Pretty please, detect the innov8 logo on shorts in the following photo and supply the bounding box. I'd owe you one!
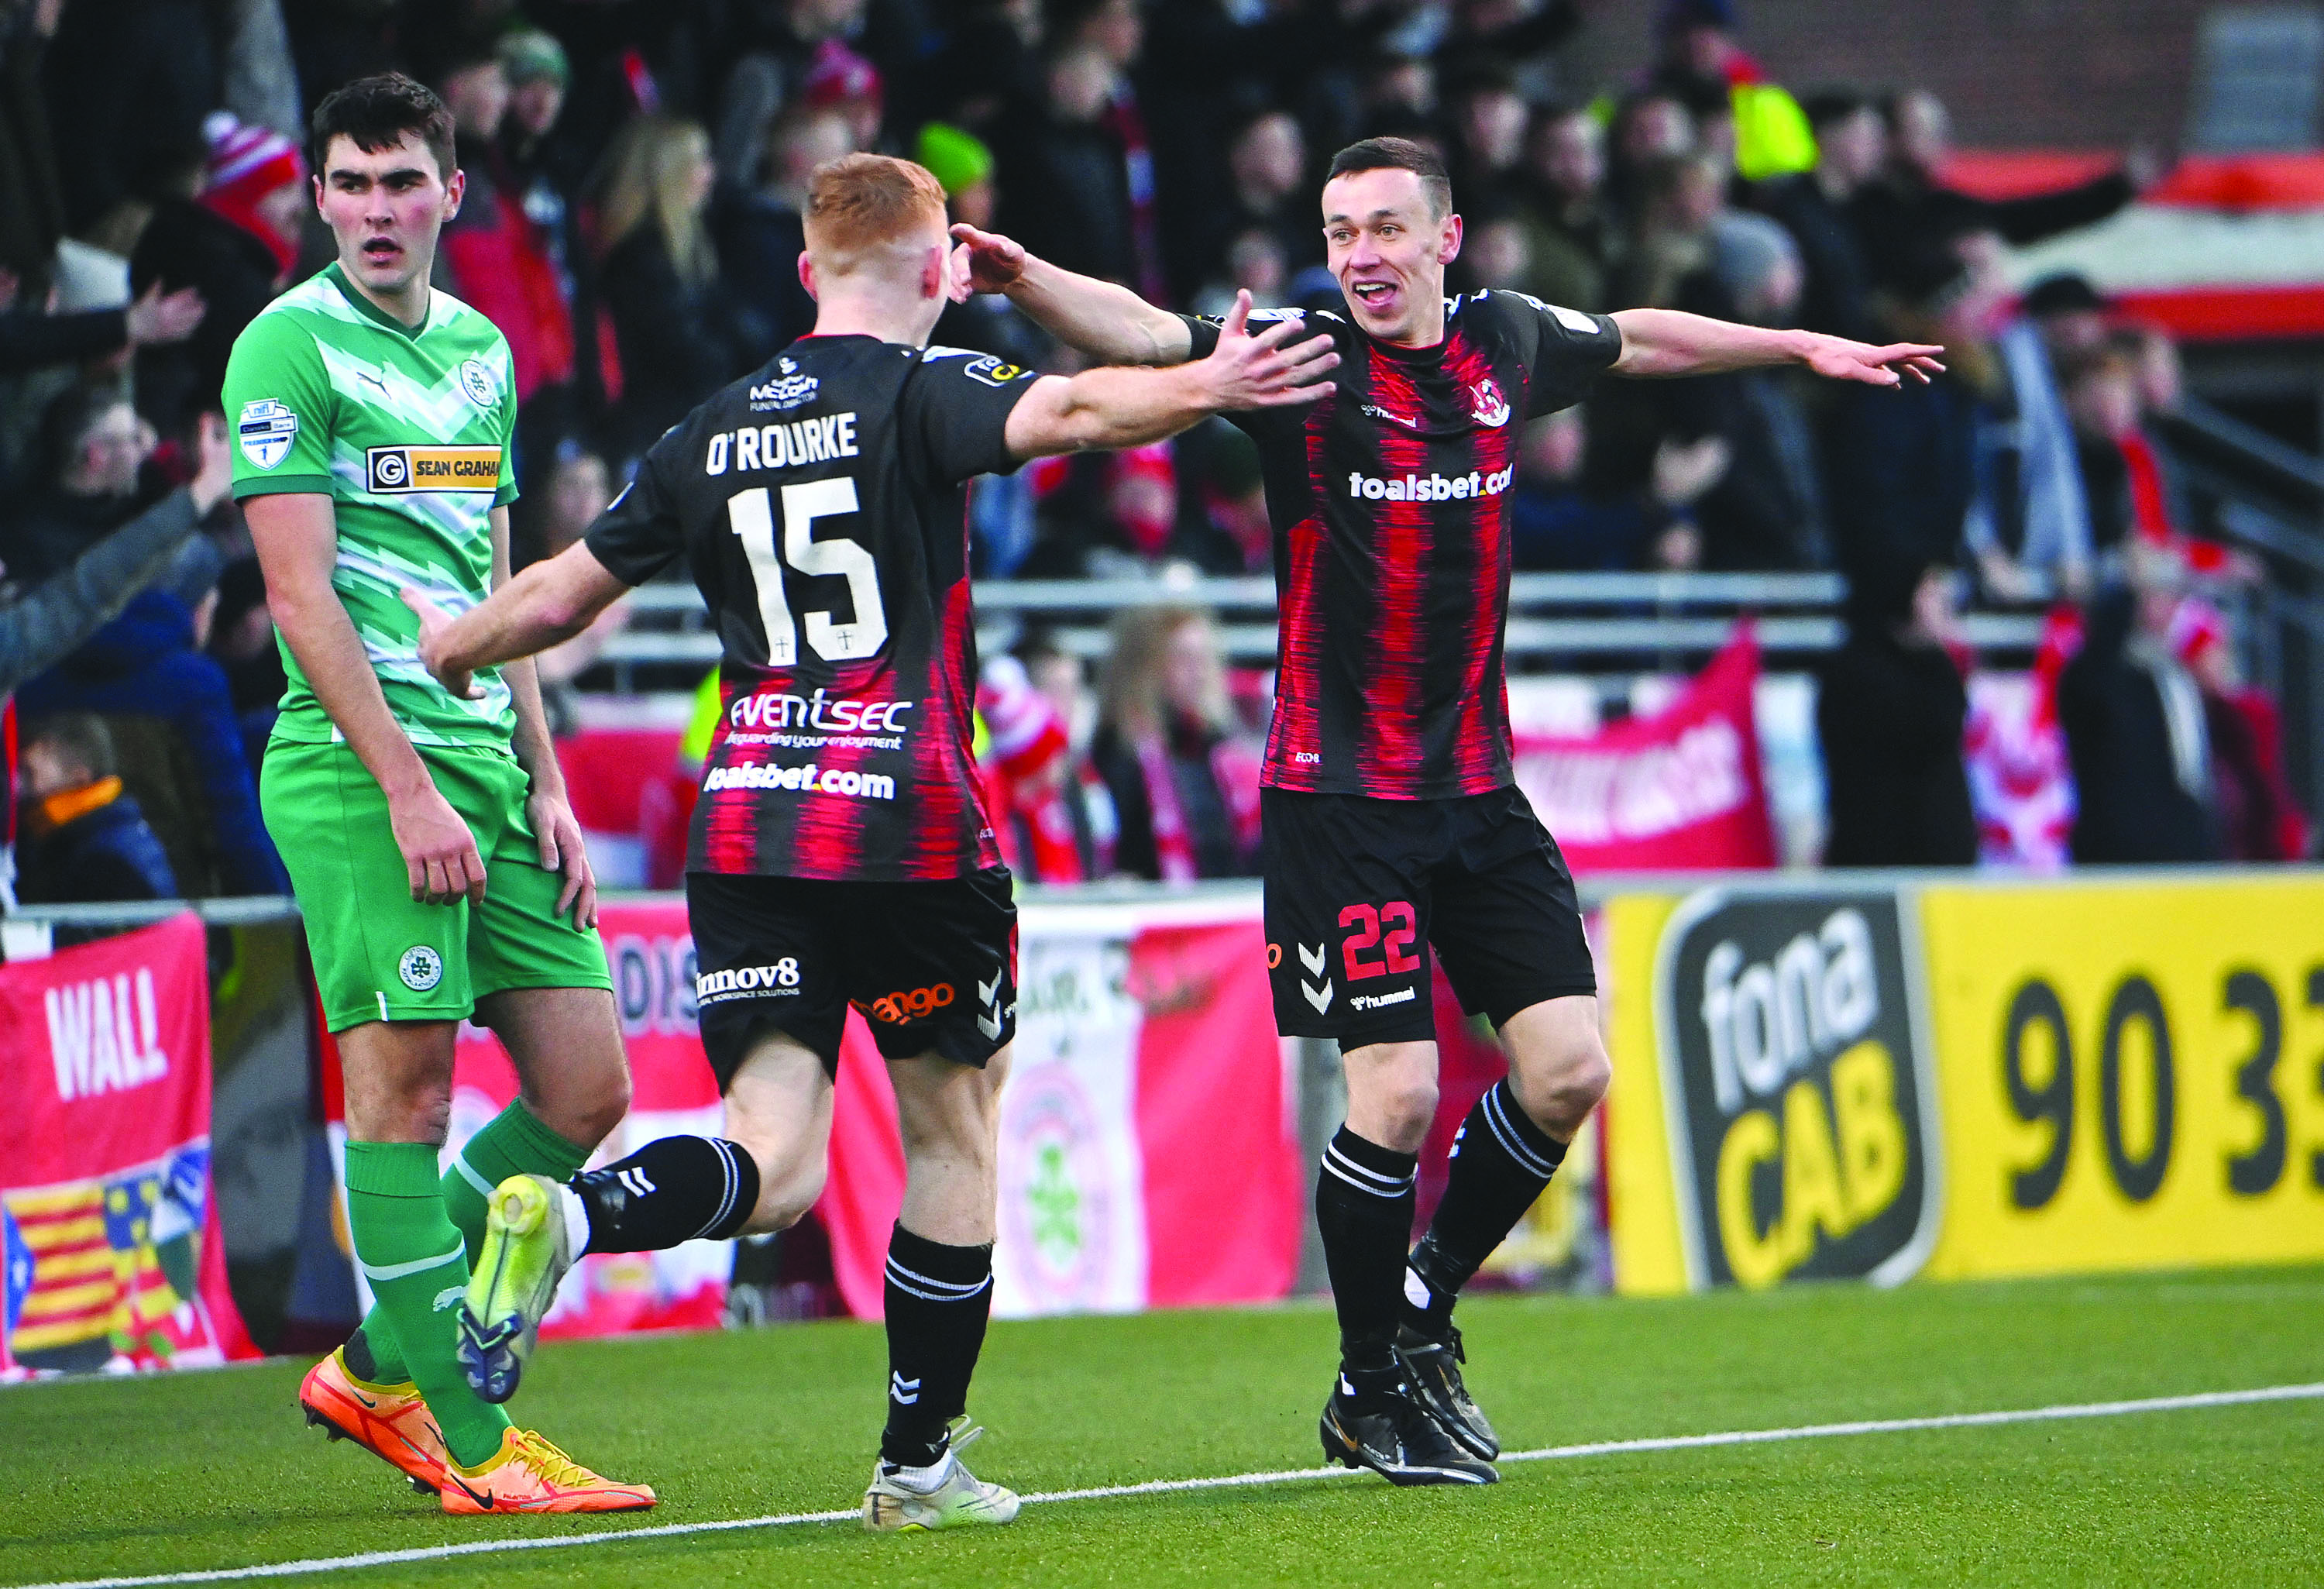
[696,958,802,1006]
[366,445,503,493]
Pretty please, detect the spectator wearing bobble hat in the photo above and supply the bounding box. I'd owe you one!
[128,112,301,435]
[924,120,1047,370]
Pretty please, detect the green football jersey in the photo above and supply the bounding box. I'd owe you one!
[225,263,520,751]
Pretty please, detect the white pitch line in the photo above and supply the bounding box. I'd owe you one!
[19,1381,2322,1589]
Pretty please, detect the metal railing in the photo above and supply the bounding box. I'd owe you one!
[2154,397,2324,823]
[589,569,2052,690]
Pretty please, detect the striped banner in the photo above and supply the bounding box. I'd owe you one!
[0,916,254,1378]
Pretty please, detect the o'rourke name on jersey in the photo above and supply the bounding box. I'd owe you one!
[703,412,862,475]
[366,444,503,494]
[1345,464,1517,502]
[703,761,898,800]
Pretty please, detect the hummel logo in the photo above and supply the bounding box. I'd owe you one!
[1361,403,1424,430]
[976,971,1004,1040]
[1297,942,1334,1013]
[891,1371,922,1405]
[617,1167,656,1197]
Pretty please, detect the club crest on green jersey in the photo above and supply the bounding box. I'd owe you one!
[459,357,497,407]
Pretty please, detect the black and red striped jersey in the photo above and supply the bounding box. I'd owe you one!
[586,335,1039,880]
[1182,291,1621,799]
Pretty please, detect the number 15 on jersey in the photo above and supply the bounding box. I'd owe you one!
[726,479,888,666]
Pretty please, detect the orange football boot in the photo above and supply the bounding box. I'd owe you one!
[299,1347,450,1494]
[438,1428,658,1515]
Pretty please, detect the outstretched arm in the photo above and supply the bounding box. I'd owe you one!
[404,540,630,701]
[1610,308,1944,387]
[950,223,1194,366]
[1001,291,1336,460]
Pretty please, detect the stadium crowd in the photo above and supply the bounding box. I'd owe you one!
[0,0,2308,907]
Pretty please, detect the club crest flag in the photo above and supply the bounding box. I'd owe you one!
[0,914,256,1379]
[818,899,1304,1321]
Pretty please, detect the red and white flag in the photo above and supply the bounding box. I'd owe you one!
[1512,626,1777,873]
[819,897,1304,1320]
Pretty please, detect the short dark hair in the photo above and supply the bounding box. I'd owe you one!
[24,714,116,782]
[2023,271,2107,318]
[310,72,457,185]
[37,382,132,487]
[1325,136,1452,218]
[1800,88,1874,134]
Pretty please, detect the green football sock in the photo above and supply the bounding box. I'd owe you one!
[441,1100,594,1268]
[343,1140,510,1468]
[347,1103,593,1387]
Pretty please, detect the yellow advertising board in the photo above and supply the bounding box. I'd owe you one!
[1605,887,1943,1294]
[1917,876,2324,1278]
[1604,893,1688,1295]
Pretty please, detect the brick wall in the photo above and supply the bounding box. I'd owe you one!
[1556,0,2211,151]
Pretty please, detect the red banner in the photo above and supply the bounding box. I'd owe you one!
[0,915,256,1377]
[1511,627,1776,873]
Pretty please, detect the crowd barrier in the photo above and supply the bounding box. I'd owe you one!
[5,868,2319,1374]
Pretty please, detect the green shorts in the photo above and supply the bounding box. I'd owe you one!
[262,738,613,1033]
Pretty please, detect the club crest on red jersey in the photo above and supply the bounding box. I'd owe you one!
[1469,377,1511,428]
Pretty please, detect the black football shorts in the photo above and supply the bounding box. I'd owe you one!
[686,867,1018,1086]
[1260,786,1596,1050]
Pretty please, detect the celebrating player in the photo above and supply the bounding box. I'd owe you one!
[401,152,1338,1529]
[225,74,650,1515]
[951,136,1942,1486]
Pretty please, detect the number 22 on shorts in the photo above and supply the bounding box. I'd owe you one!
[1340,902,1422,981]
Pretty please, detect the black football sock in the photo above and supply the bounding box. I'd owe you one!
[1404,1080,1567,1334]
[569,1137,760,1253]
[1315,1126,1418,1408]
[880,1223,995,1470]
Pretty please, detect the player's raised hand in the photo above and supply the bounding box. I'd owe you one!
[388,782,487,906]
[1800,333,1947,388]
[527,788,599,927]
[400,586,485,700]
[1195,290,1341,411]
[947,223,1029,300]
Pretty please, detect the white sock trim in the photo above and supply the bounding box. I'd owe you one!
[883,1451,957,1492]
[557,1181,591,1257]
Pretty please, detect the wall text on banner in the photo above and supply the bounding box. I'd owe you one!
[1920,878,2324,1278]
[0,914,254,1377]
[1654,890,1941,1289]
[46,968,170,1099]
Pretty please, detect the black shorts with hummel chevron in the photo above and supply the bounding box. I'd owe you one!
[1260,787,1594,1049]
[686,868,1016,1084]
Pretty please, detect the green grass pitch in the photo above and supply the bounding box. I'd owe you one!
[4,1267,2320,1587]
